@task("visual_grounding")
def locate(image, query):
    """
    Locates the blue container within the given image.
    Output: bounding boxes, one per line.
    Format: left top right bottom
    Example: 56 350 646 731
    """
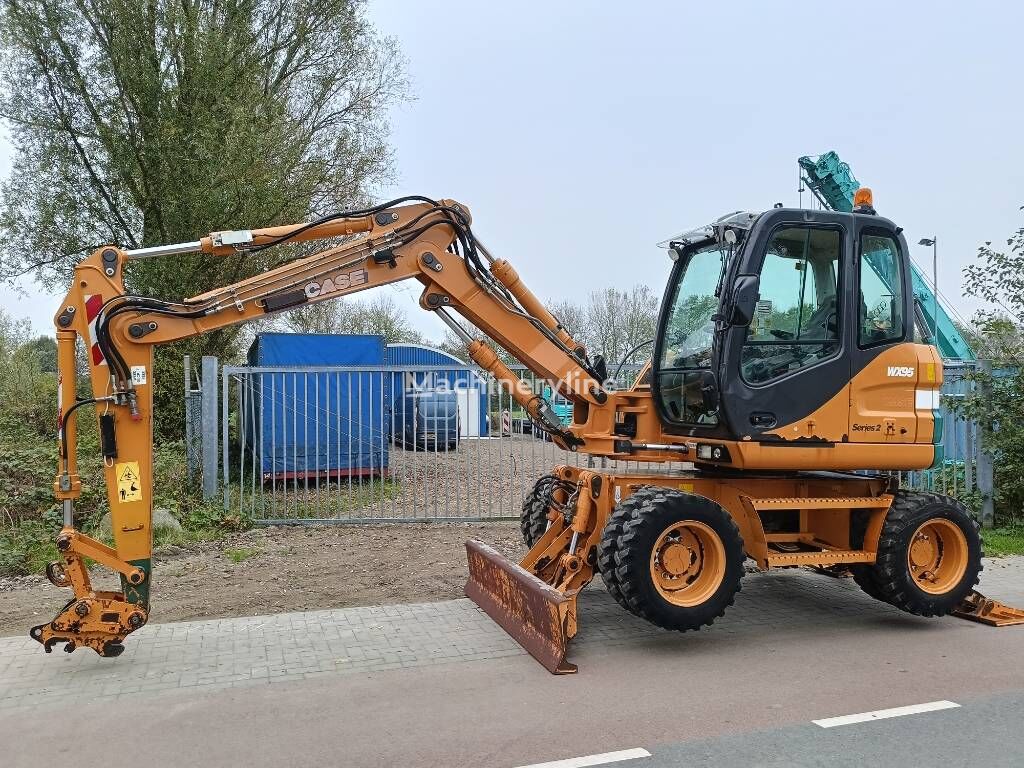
245 334 388 480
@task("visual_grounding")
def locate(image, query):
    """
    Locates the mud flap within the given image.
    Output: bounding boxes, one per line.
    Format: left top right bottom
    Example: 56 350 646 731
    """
465 540 578 674
953 590 1024 627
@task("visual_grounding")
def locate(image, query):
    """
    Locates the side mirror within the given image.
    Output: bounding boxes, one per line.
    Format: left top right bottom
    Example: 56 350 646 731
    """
700 370 720 412
729 274 760 326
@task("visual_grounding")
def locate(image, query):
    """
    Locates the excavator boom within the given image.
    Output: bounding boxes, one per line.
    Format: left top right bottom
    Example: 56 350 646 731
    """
38 196 614 656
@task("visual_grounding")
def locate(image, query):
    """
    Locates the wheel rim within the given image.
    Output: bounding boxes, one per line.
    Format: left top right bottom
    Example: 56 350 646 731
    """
649 520 726 607
906 517 969 595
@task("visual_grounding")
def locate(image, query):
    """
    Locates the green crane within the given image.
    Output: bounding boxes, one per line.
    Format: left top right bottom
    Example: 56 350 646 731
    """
798 152 975 363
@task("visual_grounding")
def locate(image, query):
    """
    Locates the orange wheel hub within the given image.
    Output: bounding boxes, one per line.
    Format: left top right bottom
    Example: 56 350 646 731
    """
907 517 968 595
649 520 726 607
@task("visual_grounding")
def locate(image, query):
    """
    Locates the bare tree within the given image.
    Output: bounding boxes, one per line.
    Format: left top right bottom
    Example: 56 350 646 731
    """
582 285 659 363
280 300 354 335
620 284 658 357
279 293 422 344
547 298 590 348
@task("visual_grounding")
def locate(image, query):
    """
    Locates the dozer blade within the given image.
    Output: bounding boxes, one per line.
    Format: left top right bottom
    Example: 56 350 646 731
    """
953 590 1024 627
465 539 578 674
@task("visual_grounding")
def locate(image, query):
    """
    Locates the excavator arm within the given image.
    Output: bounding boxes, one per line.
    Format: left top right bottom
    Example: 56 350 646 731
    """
37 196 619 656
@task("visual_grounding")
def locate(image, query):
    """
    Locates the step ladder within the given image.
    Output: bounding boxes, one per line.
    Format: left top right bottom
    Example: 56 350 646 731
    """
739 494 893 569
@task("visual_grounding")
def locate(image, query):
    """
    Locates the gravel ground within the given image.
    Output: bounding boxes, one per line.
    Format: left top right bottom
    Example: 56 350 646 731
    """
0 521 523 638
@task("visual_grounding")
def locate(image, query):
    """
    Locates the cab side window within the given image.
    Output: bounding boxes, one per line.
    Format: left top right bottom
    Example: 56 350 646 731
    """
742 227 841 384
859 234 905 347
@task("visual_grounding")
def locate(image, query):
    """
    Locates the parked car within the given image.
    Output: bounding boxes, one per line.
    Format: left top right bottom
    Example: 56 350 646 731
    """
392 390 460 451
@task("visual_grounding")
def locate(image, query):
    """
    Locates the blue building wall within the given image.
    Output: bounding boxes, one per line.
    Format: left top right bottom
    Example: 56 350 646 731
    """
385 343 489 437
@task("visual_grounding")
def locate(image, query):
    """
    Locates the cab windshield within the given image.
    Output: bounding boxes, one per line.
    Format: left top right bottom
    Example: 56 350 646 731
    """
659 242 726 371
655 241 728 425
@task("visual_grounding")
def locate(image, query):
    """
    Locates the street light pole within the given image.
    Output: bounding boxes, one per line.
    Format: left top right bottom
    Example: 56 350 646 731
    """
918 237 938 340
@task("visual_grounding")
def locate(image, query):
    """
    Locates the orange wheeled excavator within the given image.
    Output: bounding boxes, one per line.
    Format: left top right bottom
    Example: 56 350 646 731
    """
37 191 1023 669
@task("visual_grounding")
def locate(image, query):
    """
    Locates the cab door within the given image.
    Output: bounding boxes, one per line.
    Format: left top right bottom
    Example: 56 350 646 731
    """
847 224 921 442
717 210 854 443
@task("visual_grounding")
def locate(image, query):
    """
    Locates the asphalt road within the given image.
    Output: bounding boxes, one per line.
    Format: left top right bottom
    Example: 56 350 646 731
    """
5 585 1024 768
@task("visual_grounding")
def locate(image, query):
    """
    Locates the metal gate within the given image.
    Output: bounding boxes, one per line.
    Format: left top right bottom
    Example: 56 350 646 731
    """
220 363 676 524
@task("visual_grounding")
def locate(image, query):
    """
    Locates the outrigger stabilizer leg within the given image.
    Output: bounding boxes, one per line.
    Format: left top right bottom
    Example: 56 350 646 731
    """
954 591 1024 627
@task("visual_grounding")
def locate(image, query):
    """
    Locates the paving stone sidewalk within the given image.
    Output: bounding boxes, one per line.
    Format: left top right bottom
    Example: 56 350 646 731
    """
2 557 1022 712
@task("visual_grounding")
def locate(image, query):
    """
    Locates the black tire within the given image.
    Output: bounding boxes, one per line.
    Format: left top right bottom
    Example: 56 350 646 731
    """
848 511 892 605
851 564 890 604
597 487 663 616
614 489 745 631
867 491 982 616
520 475 558 547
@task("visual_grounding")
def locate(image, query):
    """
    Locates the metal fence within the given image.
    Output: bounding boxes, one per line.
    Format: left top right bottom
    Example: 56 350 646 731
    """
183 355 204 484
896 362 993 525
218 361 678 524
200 358 993 525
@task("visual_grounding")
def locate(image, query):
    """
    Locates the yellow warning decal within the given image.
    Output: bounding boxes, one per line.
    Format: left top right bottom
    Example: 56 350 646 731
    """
116 461 143 504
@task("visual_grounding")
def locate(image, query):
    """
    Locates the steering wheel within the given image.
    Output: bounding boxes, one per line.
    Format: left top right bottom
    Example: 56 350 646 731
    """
769 329 794 340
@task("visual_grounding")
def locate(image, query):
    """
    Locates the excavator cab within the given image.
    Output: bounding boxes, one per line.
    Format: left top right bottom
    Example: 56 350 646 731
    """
651 201 938 469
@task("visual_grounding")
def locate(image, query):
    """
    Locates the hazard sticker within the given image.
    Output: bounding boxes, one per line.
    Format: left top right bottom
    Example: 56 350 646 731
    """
131 365 147 385
116 461 143 504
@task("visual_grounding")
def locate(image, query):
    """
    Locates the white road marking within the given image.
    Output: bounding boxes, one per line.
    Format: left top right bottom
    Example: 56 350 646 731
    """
813 700 960 728
512 747 652 768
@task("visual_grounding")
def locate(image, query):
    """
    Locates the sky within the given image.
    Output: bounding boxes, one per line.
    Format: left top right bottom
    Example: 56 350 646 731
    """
2 0 1022 343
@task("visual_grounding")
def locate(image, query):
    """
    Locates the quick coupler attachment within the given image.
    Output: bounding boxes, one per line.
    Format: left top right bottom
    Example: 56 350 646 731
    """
30 589 148 657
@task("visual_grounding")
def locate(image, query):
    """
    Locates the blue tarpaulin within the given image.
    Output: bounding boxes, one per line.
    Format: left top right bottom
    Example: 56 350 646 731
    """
247 333 384 367
244 334 389 479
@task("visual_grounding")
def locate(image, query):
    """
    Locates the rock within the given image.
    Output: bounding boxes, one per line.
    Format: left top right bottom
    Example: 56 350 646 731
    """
96 506 182 538
153 507 182 532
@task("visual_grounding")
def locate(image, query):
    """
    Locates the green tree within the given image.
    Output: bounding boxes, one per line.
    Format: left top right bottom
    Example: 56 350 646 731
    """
0 312 56 436
964 215 1024 327
19 335 58 373
955 213 1024 521
0 0 407 438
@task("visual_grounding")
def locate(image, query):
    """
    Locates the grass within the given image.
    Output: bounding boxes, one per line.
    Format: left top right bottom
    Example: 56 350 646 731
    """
0 486 253 577
235 477 402 519
0 520 59 577
982 523 1024 557
223 546 260 563
152 526 225 550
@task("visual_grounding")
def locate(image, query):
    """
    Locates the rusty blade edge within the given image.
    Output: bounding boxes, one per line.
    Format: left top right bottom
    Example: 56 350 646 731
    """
464 539 577 674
